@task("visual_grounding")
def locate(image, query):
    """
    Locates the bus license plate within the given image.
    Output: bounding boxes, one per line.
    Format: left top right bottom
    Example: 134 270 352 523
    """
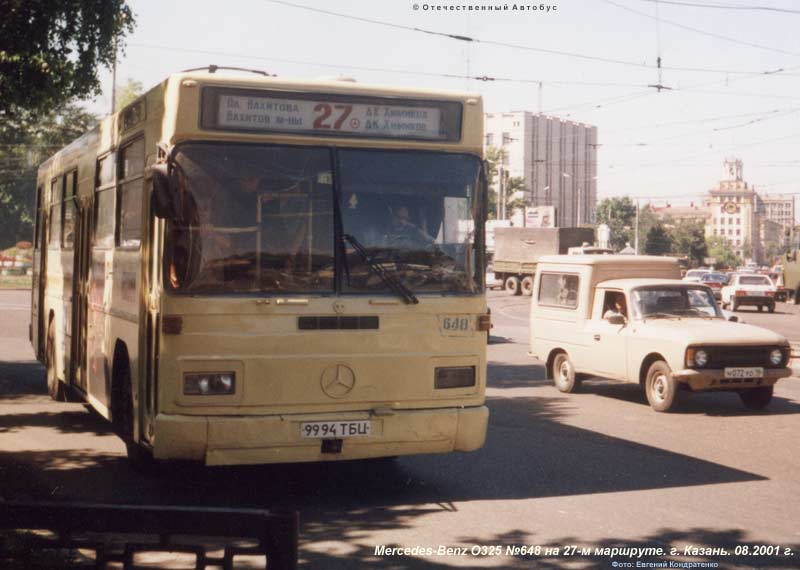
300 421 371 439
724 367 763 379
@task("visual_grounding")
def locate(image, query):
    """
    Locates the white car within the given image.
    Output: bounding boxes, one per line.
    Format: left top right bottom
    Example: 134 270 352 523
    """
721 274 776 312
682 269 710 283
529 256 792 412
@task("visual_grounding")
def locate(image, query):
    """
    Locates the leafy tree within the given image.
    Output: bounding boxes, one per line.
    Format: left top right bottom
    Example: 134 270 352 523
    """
669 219 708 266
484 147 528 219
115 77 143 109
596 196 636 250
0 103 98 248
706 235 741 270
0 1 135 118
644 223 673 255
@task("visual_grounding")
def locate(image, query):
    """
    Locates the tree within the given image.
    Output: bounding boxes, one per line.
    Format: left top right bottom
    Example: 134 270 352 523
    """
596 196 636 251
644 223 673 255
706 236 741 269
670 219 708 266
115 77 143 109
484 147 527 220
0 1 135 118
0 103 98 248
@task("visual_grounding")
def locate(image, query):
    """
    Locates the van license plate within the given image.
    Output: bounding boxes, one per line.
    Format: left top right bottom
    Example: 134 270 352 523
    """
300 421 371 439
724 367 763 379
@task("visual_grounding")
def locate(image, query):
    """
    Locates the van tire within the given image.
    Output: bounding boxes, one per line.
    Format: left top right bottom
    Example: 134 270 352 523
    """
45 320 65 401
739 386 773 410
505 276 522 296
644 360 679 412
552 352 580 393
521 276 534 296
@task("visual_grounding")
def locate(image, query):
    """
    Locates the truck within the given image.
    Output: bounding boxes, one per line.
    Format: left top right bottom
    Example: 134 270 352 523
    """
490 227 596 295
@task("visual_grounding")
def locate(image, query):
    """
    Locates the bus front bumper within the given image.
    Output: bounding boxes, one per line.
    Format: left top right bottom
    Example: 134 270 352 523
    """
152 405 489 465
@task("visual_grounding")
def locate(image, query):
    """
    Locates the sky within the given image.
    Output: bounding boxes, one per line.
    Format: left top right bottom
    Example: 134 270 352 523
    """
86 0 800 214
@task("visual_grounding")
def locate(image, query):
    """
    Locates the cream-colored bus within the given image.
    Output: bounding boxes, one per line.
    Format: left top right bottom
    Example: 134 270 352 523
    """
31 69 490 466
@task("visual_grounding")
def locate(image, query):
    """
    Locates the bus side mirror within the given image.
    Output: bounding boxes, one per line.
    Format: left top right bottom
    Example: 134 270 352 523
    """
151 163 176 219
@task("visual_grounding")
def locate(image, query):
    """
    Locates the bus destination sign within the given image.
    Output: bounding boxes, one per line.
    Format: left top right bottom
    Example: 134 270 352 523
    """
203 89 461 141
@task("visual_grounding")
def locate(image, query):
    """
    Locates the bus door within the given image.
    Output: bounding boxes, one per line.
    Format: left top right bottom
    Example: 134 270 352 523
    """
86 154 116 407
31 184 47 360
70 196 91 392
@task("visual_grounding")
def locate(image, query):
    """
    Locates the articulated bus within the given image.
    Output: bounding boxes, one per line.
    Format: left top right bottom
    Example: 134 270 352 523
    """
31 69 489 465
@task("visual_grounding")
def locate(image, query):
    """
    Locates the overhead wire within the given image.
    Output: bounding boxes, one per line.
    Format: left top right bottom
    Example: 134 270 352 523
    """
635 0 800 15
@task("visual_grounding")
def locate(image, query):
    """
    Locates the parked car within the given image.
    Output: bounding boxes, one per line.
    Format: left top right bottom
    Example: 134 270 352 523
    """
700 272 729 300
721 274 777 312
682 269 710 283
530 255 792 412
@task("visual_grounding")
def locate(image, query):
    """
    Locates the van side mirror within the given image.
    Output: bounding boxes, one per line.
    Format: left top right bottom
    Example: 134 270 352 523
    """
608 313 626 325
151 163 176 219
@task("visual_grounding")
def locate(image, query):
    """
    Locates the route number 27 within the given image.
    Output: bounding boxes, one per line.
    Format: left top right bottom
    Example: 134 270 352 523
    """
313 103 353 130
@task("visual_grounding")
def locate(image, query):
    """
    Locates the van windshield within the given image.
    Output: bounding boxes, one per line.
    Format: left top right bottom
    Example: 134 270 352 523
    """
632 286 722 319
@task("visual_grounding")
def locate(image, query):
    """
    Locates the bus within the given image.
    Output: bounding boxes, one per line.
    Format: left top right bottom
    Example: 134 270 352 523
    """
30 69 489 466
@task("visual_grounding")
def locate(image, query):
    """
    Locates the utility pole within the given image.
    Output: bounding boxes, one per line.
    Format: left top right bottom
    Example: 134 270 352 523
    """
634 198 640 254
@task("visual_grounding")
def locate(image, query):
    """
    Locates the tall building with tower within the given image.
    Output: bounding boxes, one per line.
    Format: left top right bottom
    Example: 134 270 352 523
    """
484 112 598 227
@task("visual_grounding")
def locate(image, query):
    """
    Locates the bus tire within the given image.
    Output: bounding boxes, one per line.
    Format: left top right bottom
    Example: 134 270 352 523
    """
521 276 534 296
112 354 155 470
45 319 65 402
644 360 680 412
505 276 521 296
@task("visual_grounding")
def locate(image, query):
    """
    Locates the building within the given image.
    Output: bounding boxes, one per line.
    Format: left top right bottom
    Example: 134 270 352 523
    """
652 203 710 226
704 159 759 261
704 158 785 265
758 194 795 235
484 111 598 227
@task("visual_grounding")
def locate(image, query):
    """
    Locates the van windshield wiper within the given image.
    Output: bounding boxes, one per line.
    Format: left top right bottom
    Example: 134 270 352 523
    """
342 234 419 305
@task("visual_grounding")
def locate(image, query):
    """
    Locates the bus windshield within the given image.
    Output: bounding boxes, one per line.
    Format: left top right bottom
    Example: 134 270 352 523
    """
166 144 482 295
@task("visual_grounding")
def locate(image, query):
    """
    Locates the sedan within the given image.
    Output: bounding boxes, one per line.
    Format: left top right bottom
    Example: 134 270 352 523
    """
700 272 729 300
721 274 776 312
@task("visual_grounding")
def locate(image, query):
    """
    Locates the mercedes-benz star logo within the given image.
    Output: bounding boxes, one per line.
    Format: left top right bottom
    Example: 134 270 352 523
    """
320 364 356 399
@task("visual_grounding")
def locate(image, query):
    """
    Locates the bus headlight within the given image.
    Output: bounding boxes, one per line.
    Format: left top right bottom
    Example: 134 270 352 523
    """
184 372 236 395
769 349 784 366
435 366 475 389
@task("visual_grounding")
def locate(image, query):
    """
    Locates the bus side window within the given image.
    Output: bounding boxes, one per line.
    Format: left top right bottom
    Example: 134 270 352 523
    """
94 154 116 248
117 138 145 248
49 178 62 248
62 170 77 250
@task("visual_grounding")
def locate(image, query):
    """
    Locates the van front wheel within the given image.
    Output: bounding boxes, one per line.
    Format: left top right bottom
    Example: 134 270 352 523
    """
552 353 580 393
645 360 679 412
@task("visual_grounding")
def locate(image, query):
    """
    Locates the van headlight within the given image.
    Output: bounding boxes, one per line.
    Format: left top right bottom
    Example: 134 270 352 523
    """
769 349 784 366
184 372 235 395
694 350 709 368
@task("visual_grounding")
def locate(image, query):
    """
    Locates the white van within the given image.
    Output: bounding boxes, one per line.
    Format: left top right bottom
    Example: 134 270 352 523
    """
529 255 792 412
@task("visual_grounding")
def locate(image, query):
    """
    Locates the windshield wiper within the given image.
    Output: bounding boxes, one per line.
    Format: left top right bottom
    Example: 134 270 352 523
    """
342 234 419 305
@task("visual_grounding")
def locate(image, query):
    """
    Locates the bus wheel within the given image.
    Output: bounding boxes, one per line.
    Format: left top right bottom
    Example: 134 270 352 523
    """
45 321 65 401
740 386 773 410
552 352 580 393
113 359 155 470
505 276 521 296
644 360 680 412
521 276 534 296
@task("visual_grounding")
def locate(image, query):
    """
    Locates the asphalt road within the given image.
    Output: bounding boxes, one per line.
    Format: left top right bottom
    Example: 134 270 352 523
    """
1 288 799 569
